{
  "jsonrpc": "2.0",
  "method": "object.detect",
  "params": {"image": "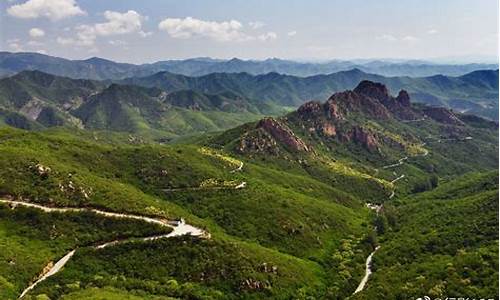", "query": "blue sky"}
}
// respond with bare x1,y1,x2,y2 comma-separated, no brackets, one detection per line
0,0,498,63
